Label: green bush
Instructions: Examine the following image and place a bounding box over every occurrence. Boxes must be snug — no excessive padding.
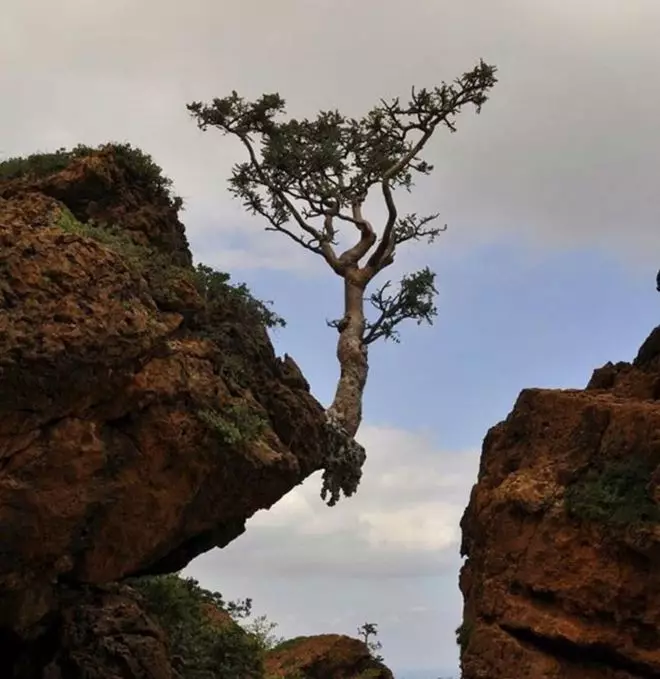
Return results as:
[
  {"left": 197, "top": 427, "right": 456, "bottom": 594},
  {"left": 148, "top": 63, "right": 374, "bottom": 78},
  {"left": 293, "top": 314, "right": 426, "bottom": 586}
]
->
[
  {"left": 190, "top": 263, "right": 285, "bottom": 330},
  {"left": 128, "top": 573, "right": 263, "bottom": 679},
  {"left": 0, "top": 144, "right": 94, "bottom": 181},
  {"left": 565, "top": 457, "right": 660, "bottom": 526},
  {"left": 242, "top": 615, "right": 285, "bottom": 652},
  {"left": 0, "top": 142, "right": 181, "bottom": 208},
  {"left": 57, "top": 208, "right": 153, "bottom": 265},
  {"left": 54, "top": 210, "right": 283, "bottom": 336},
  {"left": 197, "top": 404, "right": 267, "bottom": 447}
]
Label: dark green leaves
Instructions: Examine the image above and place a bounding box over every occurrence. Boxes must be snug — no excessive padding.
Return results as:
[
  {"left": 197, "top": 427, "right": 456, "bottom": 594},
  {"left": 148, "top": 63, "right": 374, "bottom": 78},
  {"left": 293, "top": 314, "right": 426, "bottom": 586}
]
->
[
  {"left": 186, "top": 61, "right": 497, "bottom": 234},
  {"left": 363, "top": 267, "right": 438, "bottom": 344}
]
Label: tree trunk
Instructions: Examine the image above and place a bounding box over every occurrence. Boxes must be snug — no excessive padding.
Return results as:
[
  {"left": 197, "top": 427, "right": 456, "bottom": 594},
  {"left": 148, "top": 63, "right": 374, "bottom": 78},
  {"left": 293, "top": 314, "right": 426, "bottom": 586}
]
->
[{"left": 327, "top": 273, "right": 369, "bottom": 438}]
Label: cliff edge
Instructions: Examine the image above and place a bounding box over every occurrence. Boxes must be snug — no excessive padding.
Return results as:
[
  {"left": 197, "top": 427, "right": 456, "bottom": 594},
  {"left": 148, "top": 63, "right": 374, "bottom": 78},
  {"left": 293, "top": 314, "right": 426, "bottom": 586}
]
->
[
  {"left": 0, "top": 144, "right": 357, "bottom": 677},
  {"left": 459, "top": 328, "right": 660, "bottom": 678}
]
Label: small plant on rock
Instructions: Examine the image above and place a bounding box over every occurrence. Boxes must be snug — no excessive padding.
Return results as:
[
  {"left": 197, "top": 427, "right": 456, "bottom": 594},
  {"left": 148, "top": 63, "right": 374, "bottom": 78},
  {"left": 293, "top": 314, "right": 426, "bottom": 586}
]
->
[{"left": 565, "top": 456, "right": 660, "bottom": 526}]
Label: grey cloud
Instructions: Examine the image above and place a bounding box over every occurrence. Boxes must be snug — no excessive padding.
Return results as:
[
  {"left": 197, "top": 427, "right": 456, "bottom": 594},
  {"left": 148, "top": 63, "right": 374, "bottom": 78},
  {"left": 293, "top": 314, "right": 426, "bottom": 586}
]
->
[
  {"left": 4, "top": 0, "right": 660, "bottom": 271},
  {"left": 189, "top": 425, "right": 478, "bottom": 578},
  {"left": 182, "top": 423, "right": 477, "bottom": 672}
]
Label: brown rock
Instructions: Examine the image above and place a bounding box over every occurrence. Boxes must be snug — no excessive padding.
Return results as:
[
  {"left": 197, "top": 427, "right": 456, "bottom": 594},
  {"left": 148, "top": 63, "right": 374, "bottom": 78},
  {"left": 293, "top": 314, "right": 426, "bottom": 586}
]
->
[
  {"left": 459, "top": 326, "right": 660, "bottom": 679},
  {"left": 0, "top": 146, "right": 333, "bottom": 676},
  {"left": 264, "top": 635, "right": 394, "bottom": 679},
  {"left": 39, "top": 585, "right": 176, "bottom": 679}
]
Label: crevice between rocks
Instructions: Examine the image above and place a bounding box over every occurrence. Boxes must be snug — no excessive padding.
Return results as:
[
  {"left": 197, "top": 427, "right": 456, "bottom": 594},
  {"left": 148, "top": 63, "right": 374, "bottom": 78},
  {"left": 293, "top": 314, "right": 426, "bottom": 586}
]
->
[{"left": 501, "top": 623, "right": 660, "bottom": 679}]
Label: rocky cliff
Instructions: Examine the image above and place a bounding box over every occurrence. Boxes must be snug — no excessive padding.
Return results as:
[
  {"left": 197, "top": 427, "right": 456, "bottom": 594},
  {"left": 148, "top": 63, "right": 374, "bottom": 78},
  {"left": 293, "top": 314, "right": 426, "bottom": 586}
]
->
[
  {"left": 459, "top": 328, "right": 660, "bottom": 678},
  {"left": 0, "top": 144, "right": 366, "bottom": 677}
]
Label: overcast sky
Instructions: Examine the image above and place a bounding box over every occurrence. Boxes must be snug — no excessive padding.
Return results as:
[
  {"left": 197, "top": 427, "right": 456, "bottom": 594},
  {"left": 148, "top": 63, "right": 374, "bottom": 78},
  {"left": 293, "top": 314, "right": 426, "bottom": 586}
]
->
[{"left": 4, "top": 1, "right": 660, "bottom": 676}]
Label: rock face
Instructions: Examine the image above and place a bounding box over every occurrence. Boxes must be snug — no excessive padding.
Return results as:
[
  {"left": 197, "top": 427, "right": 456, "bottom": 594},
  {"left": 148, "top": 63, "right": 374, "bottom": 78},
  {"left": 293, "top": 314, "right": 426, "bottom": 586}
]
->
[
  {"left": 459, "top": 327, "right": 660, "bottom": 679},
  {"left": 264, "top": 635, "right": 394, "bottom": 679},
  {"left": 40, "top": 585, "right": 175, "bottom": 679},
  {"left": 0, "top": 146, "right": 335, "bottom": 676}
]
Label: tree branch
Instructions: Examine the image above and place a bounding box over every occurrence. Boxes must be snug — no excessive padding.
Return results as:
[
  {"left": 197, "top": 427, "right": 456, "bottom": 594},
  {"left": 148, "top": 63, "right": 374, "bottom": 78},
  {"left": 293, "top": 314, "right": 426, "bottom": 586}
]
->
[
  {"left": 337, "top": 201, "right": 377, "bottom": 267},
  {"left": 363, "top": 268, "right": 438, "bottom": 345},
  {"left": 366, "top": 180, "right": 397, "bottom": 272},
  {"left": 234, "top": 131, "right": 342, "bottom": 272}
]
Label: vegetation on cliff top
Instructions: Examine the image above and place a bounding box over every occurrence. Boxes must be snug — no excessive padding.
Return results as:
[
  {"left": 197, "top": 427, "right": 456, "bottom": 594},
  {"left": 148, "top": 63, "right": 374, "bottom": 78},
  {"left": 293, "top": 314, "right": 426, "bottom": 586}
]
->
[
  {"left": 128, "top": 573, "right": 265, "bottom": 679},
  {"left": 0, "top": 142, "right": 182, "bottom": 209},
  {"left": 129, "top": 574, "right": 388, "bottom": 679},
  {"left": 55, "top": 199, "right": 284, "bottom": 331}
]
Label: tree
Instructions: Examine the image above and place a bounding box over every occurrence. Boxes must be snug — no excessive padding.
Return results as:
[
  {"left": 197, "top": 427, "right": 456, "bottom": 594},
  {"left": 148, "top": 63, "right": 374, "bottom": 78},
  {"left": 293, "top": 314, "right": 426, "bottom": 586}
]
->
[
  {"left": 187, "top": 60, "right": 497, "bottom": 504},
  {"left": 357, "top": 622, "right": 384, "bottom": 662},
  {"left": 241, "top": 613, "right": 285, "bottom": 651}
]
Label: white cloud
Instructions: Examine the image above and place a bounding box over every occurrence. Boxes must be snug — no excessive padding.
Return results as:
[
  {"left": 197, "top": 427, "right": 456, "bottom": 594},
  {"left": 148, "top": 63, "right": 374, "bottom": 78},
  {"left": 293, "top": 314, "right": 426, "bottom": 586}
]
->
[
  {"left": 359, "top": 501, "right": 462, "bottom": 552},
  {"left": 183, "top": 422, "right": 475, "bottom": 674},
  {"left": 187, "top": 423, "right": 478, "bottom": 578}
]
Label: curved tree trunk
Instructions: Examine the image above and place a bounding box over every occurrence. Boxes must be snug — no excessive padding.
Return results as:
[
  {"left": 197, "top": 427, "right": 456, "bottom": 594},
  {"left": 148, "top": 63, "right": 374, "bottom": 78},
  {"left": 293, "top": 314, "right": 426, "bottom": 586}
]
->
[{"left": 326, "top": 273, "right": 369, "bottom": 438}]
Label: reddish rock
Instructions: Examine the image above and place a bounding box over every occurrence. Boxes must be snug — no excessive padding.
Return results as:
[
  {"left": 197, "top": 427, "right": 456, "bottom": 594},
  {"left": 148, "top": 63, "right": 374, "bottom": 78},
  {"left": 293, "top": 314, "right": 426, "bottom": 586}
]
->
[
  {"left": 459, "top": 327, "right": 660, "bottom": 679},
  {"left": 264, "top": 635, "right": 394, "bottom": 679},
  {"left": 0, "top": 147, "right": 333, "bottom": 675}
]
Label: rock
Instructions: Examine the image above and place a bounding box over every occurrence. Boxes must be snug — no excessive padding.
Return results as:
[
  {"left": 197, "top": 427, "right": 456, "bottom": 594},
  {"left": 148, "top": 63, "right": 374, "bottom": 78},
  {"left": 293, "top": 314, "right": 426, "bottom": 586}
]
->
[
  {"left": 459, "top": 326, "right": 660, "bottom": 679},
  {"left": 0, "top": 145, "right": 334, "bottom": 676},
  {"left": 40, "top": 585, "right": 176, "bottom": 679},
  {"left": 264, "top": 634, "right": 394, "bottom": 679}
]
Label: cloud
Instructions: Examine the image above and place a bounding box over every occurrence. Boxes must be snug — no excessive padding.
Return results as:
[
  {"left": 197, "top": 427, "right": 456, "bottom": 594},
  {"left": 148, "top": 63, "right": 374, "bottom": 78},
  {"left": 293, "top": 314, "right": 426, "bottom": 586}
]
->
[
  {"left": 183, "top": 422, "right": 474, "bottom": 674},
  {"left": 3, "top": 0, "right": 660, "bottom": 275},
  {"left": 184, "top": 423, "right": 479, "bottom": 579}
]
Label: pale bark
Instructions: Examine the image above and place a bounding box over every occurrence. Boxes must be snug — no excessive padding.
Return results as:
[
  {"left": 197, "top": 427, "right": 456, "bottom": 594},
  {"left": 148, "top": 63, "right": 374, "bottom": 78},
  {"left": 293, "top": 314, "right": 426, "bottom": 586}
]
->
[{"left": 326, "top": 271, "right": 369, "bottom": 438}]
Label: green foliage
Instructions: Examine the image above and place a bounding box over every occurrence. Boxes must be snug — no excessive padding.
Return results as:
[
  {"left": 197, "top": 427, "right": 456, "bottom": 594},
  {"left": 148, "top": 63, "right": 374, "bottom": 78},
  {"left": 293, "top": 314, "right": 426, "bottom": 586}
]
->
[
  {"left": 364, "top": 267, "right": 438, "bottom": 344},
  {"left": 190, "top": 263, "right": 285, "bottom": 330},
  {"left": 455, "top": 619, "right": 473, "bottom": 655},
  {"left": 565, "top": 457, "right": 660, "bottom": 526},
  {"left": 110, "top": 142, "right": 180, "bottom": 207},
  {"left": 0, "top": 142, "right": 181, "bottom": 208},
  {"left": 197, "top": 404, "right": 267, "bottom": 446},
  {"left": 187, "top": 61, "right": 496, "bottom": 350},
  {"left": 57, "top": 208, "right": 153, "bottom": 264},
  {"left": 241, "top": 614, "right": 285, "bottom": 652},
  {"left": 128, "top": 573, "right": 262, "bottom": 679},
  {"left": 187, "top": 61, "right": 496, "bottom": 220},
  {"left": 54, "top": 210, "right": 282, "bottom": 335},
  {"left": 0, "top": 144, "right": 94, "bottom": 180}
]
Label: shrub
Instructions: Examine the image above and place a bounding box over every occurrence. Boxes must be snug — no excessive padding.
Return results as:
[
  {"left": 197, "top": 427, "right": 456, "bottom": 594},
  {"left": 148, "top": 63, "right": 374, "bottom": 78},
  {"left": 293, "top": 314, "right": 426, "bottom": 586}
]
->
[
  {"left": 54, "top": 210, "right": 283, "bottom": 336},
  {"left": 128, "top": 573, "right": 263, "bottom": 679},
  {"left": 241, "top": 614, "right": 285, "bottom": 652},
  {"left": 0, "top": 142, "right": 181, "bottom": 209},
  {"left": 57, "top": 208, "right": 153, "bottom": 265},
  {"left": 190, "top": 263, "right": 285, "bottom": 330},
  {"left": 197, "top": 404, "right": 267, "bottom": 447},
  {"left": 0, "top": 144, "right": 94, "bottom": 181},
  {"left": 565, "top": 457, "right": 660, "bottom": 525}
]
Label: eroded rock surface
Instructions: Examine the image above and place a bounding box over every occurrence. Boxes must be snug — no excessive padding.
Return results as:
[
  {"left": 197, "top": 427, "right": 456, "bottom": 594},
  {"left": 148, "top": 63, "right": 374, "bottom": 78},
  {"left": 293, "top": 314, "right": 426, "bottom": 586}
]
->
[
  {"left": 459, "top": 327, "right": 660, "bottom": 679},
  {"left": 0, "top": 146, "right": 335, "bottom": 676}
]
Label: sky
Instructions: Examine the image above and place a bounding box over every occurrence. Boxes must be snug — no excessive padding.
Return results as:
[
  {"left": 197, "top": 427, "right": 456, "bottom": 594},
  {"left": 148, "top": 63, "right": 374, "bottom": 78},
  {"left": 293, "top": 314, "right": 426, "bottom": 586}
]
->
[{"left": 3, "top": 1, "right": 660, "bottom": 676}]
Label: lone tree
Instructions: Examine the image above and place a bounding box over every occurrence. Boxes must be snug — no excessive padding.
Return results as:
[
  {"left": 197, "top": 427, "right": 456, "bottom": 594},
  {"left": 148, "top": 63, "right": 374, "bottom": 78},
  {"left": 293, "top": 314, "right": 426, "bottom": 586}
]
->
[{"left": 187, "top": 60, "right": 497, "bottom": 503}]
